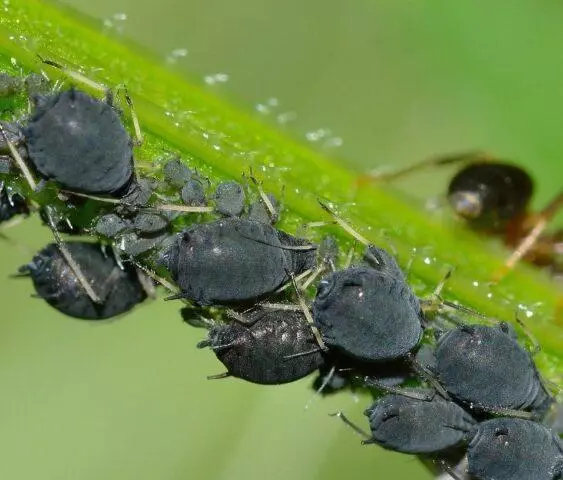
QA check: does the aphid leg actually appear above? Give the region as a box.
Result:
[318,200,371,246]
[304,365,337,410]
[0,124,37,190]
[154,204,214,214]
[38,55,107,92]
[362,377,434,401]
[329,411,371,441]
[288,270,328,351]
[275,268,313,293]
[122,87,143,146]
[300,264,325,290]
[128,257,179,296]
[206,372,231,380]
[247,169,278,223]
[342,246,355,269]
[356,150,491,186]
[494,190,563,281]
[224,308,254,325]
[436,460,465,480]
[475,405,537,420]
[421,268,494,324]
[44,207,102,304]
[407,352,451,400]
[258,303,301,311]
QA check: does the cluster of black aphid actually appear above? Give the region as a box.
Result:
[1,69,562,480]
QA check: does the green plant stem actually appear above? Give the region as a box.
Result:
[0,0,562,381]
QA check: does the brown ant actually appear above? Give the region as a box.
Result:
[357,151,563,280]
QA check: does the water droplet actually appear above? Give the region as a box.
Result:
[204,73,229,85]
[166,48,188,64]
[103,12,128,34]
[472,281,479,287]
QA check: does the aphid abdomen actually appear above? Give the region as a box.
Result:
[24,90,134,195]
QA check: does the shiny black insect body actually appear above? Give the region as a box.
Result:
[466,418,563,480]
[19,242,148,319]
[447,161,533,231]
[364,391,475,454]
[312,246,424,362]
[160,218,316,306]
[434,323,551,415]
[197,306,323,384]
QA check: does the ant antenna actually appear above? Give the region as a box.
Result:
[356,150,490,186]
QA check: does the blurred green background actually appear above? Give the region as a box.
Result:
[1,1,563,479]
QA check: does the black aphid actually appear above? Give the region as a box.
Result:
[23,88,134,195]
[19,241,147,319]
[364,391,475,454]
[466,418,563,480]
[197,306,324,384]
[159,217,316,305]
[433,323,551,415]
[214,181,245,217]
[312,246,424,362]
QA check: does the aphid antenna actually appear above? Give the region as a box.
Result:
[303,365,336,410]
[206,372,231,381]
[317,199,371,247]
[0,124,37,191]
[406,352,451,401]
[246,168,279,222]
[436,460,465,480]
[37,55,108,93]
[44,206,103,304]
[493,190,563,281]
[116,85,143,145]
[356,150,491,185]
[234,232,317,251]
[362,376,435,401]
[60,190,215,214]
[328,411,371,441]
[288,269,328,351]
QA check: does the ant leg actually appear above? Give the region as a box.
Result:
[494,190,563,281]
[356,150,492,186]
[329,411,371,441]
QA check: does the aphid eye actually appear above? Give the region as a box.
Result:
[316,279,335,301]
[181,232,191,243]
